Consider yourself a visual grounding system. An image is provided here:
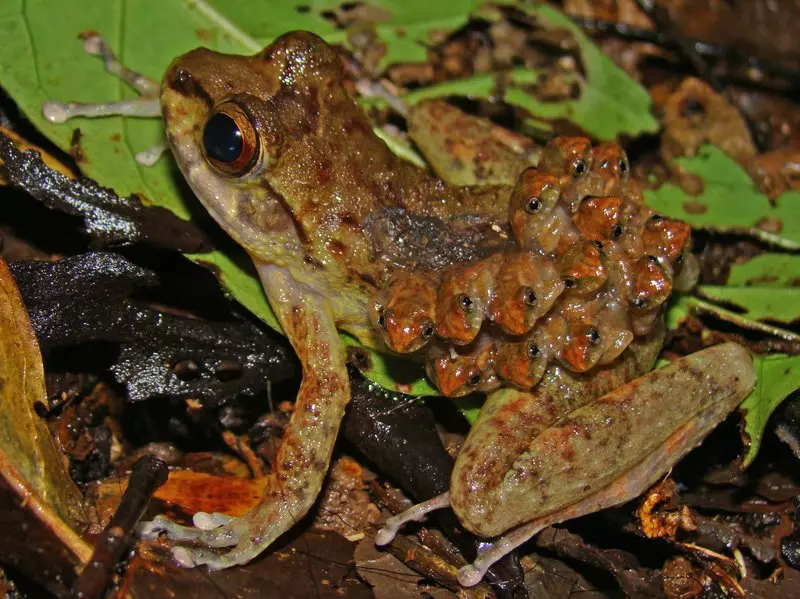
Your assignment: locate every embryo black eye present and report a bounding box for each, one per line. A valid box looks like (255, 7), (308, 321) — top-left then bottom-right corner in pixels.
(203, 113), (243, 164)
(525, 197), (542, 213)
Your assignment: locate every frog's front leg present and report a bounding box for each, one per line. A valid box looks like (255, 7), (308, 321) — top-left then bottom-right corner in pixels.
(140, 265), (349, 569)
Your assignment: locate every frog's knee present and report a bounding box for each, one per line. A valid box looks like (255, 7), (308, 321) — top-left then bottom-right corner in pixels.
(450, 475), (510, 538)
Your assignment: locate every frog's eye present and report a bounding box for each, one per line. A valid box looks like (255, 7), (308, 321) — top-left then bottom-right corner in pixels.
(467, 372), (482, 387)
(525, 196), (543, 213)
(421, 321), (435, 339)
(571, 159), (587, 177)
(563, 277), (576, 289)
(618, 156), (629, 178)
(521, 287), (537, 307)
(457, 294), (474, 313)
(611, 224), (623, 239)
(203, 103), (259, 175)
(527, 343), (540, 359)
(376, 309), (387, 330)
(587, 328), (601, 345)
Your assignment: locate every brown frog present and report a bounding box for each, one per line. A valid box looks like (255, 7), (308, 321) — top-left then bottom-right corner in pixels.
(42, 31), (756, 585)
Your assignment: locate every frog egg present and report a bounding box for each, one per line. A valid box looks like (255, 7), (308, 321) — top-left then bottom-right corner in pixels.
(508, 169), (562, 249)
(557, 240), (609, 297)
(642, 214), (692, 263)
(425, 337), (499, 397)
(591, 142), (631, 196)
(495, 333), (550, 390)
(558, 323), (605, 373)
(629, 255), (673, 312)
(487, 252), (565, 335)
(434, 255), (501, 345)
(572, 196), (624, 243)
(370, 270), (439, 353)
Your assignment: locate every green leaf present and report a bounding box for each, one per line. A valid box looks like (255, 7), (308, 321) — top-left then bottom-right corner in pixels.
(645, 145), (800, 250)
(697, 285), (800, 325)
(741, 354), (800, 466)
(404, 4), (658, 140)
(341, 336), (438, 397)
(727, 253), (800, 288)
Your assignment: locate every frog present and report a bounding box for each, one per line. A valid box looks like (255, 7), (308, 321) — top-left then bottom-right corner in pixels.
(41, 31), (757, 585)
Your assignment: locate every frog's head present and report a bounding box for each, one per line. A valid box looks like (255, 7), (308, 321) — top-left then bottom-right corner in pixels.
(160, 31), (369, 258)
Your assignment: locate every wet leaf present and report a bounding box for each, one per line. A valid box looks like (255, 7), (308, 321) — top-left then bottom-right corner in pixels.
(0, 131), (208, 252)
(343, 335), (437, 396)
(645, 145), (800, 250)
(400, 4), (658, 139)
(740, 354), (800, 467)
(697, 285), (800, 325)
(727, 253), (800, 288)
(0, 258), (92, 595)
(0, 126), (75, 182)
(11, 252), (296, 404)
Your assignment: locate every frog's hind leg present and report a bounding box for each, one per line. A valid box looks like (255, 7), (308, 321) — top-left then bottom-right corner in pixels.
(375, 492), (451, 545)
(139, 266), (351, 570)
(376, 343), (756, 587)
(458, 342), (756, 586)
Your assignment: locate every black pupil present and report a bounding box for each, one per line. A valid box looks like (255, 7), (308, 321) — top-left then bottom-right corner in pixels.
(612, 224), (623, 238)
(619, 160), (628, 173)
(564, 277), (575, 288)
(528, 344), (540, 358)
(573, 160), (586, 175)
(468, 373), (481, 386)
(524, 289), (536, 305)
(588, 328), (600, 344)
(526, 197), (542, 212)
(460, 296), (473, 310)
(422, 324), (434, 338)
(203, 113), (243, 164)
(377, 312), (386, 329)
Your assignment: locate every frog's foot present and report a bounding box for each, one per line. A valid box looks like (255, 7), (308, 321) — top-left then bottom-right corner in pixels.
(42, 98), (161, 124)
(79, 33), (159, 97)
(40, 34), (165, 164)
(374, 492), (450, 546)
(138, 512), (273, 569)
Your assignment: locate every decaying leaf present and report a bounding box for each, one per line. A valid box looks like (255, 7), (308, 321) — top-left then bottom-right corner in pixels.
(10, 252), (296, 404)
(0, 125), (75, 182)
(0, 131), (208, 252)
(0, 257), (91, 596)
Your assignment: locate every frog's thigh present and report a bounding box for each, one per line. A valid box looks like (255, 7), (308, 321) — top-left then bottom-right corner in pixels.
(140, 266), (349, 570)
(454, 343), (756, 586)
